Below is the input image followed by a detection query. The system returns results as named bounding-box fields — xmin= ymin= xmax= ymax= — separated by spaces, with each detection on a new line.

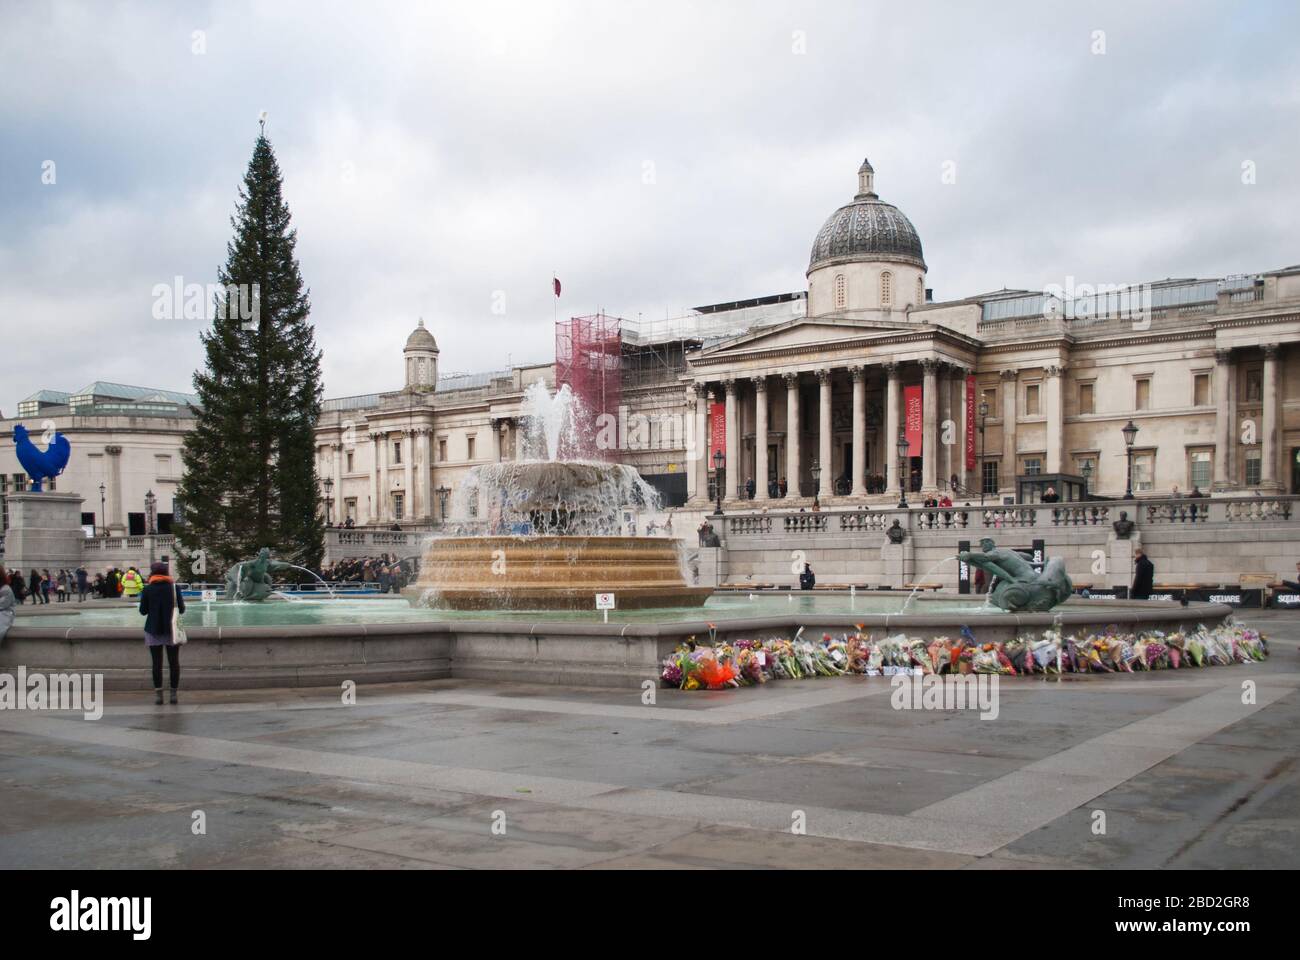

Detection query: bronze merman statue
xmin=957 ymin=537 xmax=1073 ymax=612
xmin=224 ymin=547 xmax=297 ymax=602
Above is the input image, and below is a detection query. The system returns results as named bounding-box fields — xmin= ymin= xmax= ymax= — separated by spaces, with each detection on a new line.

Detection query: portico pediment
xmin=692 ymin=317 xmax=923 ymax=364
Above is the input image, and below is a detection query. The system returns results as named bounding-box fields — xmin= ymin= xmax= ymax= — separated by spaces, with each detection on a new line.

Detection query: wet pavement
xmin=2 ymin=611 xmax=1298 ymax=869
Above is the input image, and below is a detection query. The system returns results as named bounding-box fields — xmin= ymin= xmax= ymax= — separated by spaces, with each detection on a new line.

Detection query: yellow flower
xmin=684 ymin=677 xmax=700 ymax=691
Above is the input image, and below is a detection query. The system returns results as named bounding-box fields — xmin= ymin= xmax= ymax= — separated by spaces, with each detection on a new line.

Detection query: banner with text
xmin=709 ymin=402 xmax=726 ymax=465
xmin=966 ymin=374 xmax=976 ymax=470
xmin=904 ymin=385 xmax=923 ymax=458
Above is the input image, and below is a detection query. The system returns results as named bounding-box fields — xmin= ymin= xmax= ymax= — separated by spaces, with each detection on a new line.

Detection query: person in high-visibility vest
xmin=121 ymin=567 xmax=145 ymax=599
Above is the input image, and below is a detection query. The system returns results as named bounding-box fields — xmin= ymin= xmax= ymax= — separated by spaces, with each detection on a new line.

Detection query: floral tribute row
xmin=660 ymin=623 xmax=1268 ymax=690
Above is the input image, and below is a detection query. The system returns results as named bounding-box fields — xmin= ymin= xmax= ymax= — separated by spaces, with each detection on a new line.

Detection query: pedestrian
xmin=138 ymin=560 xmax=185 ymax=705
xmin=0 ymin=565 xmax=15 ymax=641
xmin=1041 ymin=486 xmax=1060 ymax=504
xmin=799 ymin=563 xmax=816 ymax=590
xmin=57 ymin=569 xmax=68 ymax=602
xmin=32 ymin=569 xmax=47 ymax=604
xmin=745 ymin=477 xmax=755 ymax=500
xmin=974 ymin=567 xmax=988 ymax=595
xmin=76 ymin=565 xmax=88 ymax=602
xmin=1283 ymin=561 xmax=1300 ymax=593
xmin=121 ymin=566 xmax=144 ymax=600
xmin=10 ymin=568 xmax=27 ymax=606
xmin=93 ymin=572 xmax=104 ymax=598
xmin=1131 ymin=547 xmax=1155 ymax=600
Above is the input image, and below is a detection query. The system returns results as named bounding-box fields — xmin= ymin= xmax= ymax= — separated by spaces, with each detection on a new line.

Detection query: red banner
xmin=709 ymin=402 xmax=726 ymax=465
xmin=904 ymin=385 xmax=923 ymax=458
xmin=965 ymin=375 xmax=976 ymax=470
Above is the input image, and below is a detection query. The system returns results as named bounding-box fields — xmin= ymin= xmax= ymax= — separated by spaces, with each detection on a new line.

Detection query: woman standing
xmin=138 ymin=561 xmax=185 ymax=704
xmin=0 ymin=565 xmax=15 ymax=641
xmin=56 ymin=569 xmax=68 ymax=602
xmin=28 ymin=569 xmax=41 ymax=605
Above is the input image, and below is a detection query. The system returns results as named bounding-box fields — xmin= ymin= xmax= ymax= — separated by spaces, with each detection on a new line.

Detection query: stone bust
xmin=886 ymin=520 xmax=906 ymax=544
xmin=1112 ymin=510 xmax=1134 ymax=539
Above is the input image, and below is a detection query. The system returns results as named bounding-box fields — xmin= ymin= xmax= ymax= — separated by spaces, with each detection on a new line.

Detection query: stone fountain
xmin=403 ymin=383 xmax=712 ymax=611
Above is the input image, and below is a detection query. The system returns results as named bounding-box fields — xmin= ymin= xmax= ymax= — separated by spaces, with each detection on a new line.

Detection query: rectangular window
xmin=1078 ymin=382 xmax=1095 ymax=415
xmin=393 ymin=493 xmax=404 ymax=521
xmin=346 ymin=451 xmax=354 ymax=472
xmin=393 ymin=441 xmax=402 ymax=465
xmin=1193 ymin=372 xmax=1211 ymax=407
xmin=1135 ymin=378 xmax=1151 ymax=411
xmin=345 ymin=498 xmax=357 ymax=521
xmin=155 ymin=455 xmax=171 ymax=478
xmin=982 ymin=460 xmax=999 ymax=494
xmin=1025 ymin=383 xmax=1041 ymax=416
xmin=14 ymin=473 xmax=28 ymax=493
xmin=1022 ymin=457 xmax=1042 ymax=476
xmin=438 ymin=439 xmax=447 ymax=462
xmin=1189 ymin=449 xmax=1212 ymax=490
xmin=1245 ymin=449 xmax=1262 ymax=486
xmin=467 ymin=436 xmax=476 ymax=461
xmin=1244 ymin=369 xmax=1263 ymax=403
xmin=981 ymin=387 xmax=997 ymax=415
xmin=1076 ymin=455 xmax=1098 ymax=487
xmin=1133 ymin=452 xmax=1154 ymax=492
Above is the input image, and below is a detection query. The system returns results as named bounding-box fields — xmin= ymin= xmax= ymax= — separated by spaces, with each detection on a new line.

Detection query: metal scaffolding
xmin=555 ymin=313 xmax=623 ymax=460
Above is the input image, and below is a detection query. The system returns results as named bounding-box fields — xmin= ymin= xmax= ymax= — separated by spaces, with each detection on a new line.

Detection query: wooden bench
xmin=902 ymin=582 xmax=943 ymax=592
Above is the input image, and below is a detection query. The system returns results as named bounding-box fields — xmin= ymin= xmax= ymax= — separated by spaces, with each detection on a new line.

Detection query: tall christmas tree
xmin=176 ymin=131 xmax=324 ymax=576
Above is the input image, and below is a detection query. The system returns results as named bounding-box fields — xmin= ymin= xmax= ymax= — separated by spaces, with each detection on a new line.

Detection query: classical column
xmin=490 ymin=418 xmax=502 ymax=462
xmin=1000 ymin=369 xmax=1018 ymax=492
xmin=921 ymin=358 xmax=939 ymax=493
xmin=689 ymin=384 xmax=708 ymax=503
xmin=953 ymin=366 xmax=969 ymax=493
xmin=1262 ymin=344 xmax=1280 ymax=489
xmin=784 ymin=373 xmax=800 ymax=498
xmin=419 ymin=429 xmax=433 ymax=519
xmin=850 ymin=366 xmax=867 ymax=496
xmin=104 ymin=445 xmax=124 ymax=534
xmin=1213 ymin=349 xmax=1233 ymax=490
xmin=1045 ymin=364 xmax=1065 ymax=474
xmin=401 ymin=430 xmax=414 ymax=521
xmin=752 ymin=376 xmax=769 ymax=500
xmin=332 ymin=441 xmax=344 ymax=521
xmin=368 ymin=433 xmax=381 ymax=524
xmin=884 ymin=363 xmax=901 ymax=498
xmin=723 ymin=379 xmax=739 ymax=501
xmin=817 ymin=369 xmax=833 ymax=500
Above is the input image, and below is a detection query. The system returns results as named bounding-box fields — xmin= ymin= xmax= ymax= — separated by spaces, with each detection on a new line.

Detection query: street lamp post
xmin=436 ymin=485 xmax=451 ymax=524
xmin=98 ymin=482 xmax=106 ymax=537
xmin=323 ymin=477 xmax=334 ymax=526
xmin=1122 ymin=420 xmax=1139 ymax=499
xmin=712 ymin=450 xmax=725 ymax=516
xmin=896 ymin=431 xmax=911 ymax=509
xmin=977 ymin=399 xmax=989 ymax=508
xmin=144 ymin=490 xmax=157 ymax=564
xmin=810 ymin=459 xmax=821 ymax=510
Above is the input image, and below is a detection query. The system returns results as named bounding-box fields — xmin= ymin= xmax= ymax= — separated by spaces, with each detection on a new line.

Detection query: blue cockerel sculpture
xmin=13 ymin=424 xmax=71 ymax=492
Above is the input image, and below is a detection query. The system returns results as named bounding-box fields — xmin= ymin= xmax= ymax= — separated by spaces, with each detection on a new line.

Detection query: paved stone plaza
xmin=2 ymin=611 xmax=1297 ymax=870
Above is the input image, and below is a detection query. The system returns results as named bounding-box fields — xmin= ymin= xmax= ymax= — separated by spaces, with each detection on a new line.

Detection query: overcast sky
xmin=2 ymin=0 xmax=1297 ymax=413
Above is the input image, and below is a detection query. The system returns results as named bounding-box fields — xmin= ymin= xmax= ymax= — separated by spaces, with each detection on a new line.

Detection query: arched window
xmin=917 ymin=277 xmax=924 ymax=305
xmin=880 ymin=271 xmax=892 ymax=306
xmin=834 ymin=274 xmax=847 ymax=309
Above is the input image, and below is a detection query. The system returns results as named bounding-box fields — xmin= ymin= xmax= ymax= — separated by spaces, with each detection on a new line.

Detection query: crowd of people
xmin=1 ymin=565 xmax=159 ymax=604
xmin=321 ymin=554 xmax=416 ymax=593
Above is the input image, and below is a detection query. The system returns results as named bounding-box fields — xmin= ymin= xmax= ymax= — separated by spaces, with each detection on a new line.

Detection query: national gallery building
xmin=311 ymin=158 xmax=1300 ymax=526
xmin=11 ymin=159 xmax=1292 ymax=534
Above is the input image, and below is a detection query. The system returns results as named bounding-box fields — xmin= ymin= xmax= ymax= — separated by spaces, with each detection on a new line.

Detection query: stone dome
xmin=404 ymin=318 xmax=439 ymax=353
xmin=807 ymin=158 xmax=926 ymax=273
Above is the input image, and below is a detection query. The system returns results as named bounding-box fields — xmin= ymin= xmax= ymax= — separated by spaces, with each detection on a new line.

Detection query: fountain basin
xmin=3 ymin=596 xmax=1237 ymax=690
xmin=404 ymin=535 xmax=713 ymax=610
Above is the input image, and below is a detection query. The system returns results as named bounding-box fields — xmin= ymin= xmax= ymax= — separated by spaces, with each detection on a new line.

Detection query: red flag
xmin=552 ymin=277 xmax=561 ymax=297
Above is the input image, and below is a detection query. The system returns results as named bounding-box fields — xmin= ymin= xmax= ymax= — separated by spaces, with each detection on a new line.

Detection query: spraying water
xmin=900 ymin=556 xmax=958 ymax=614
